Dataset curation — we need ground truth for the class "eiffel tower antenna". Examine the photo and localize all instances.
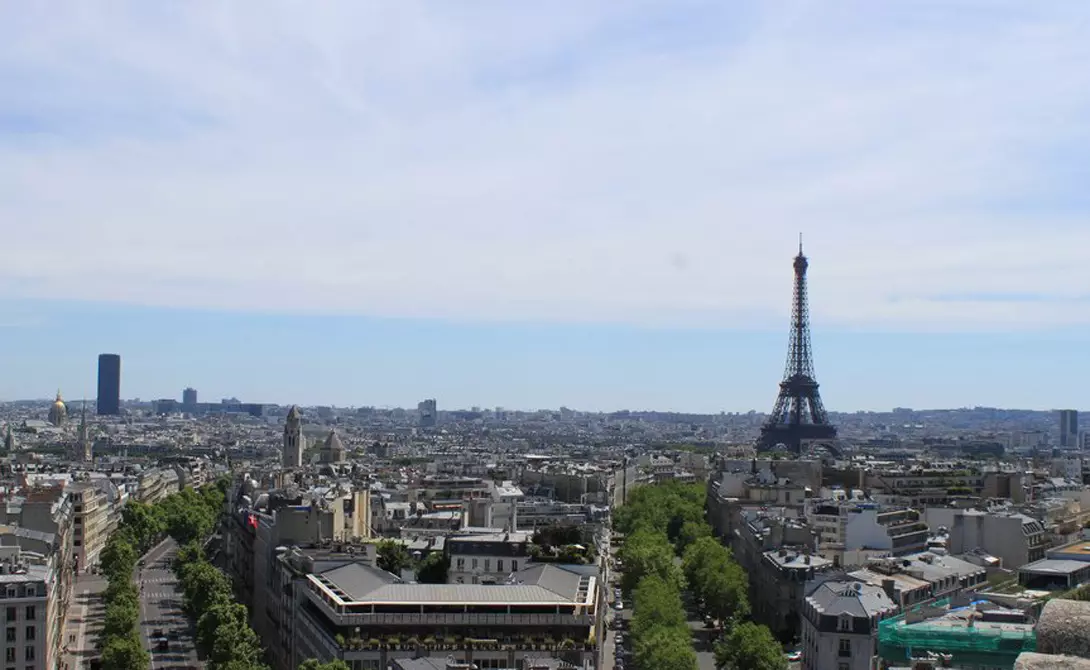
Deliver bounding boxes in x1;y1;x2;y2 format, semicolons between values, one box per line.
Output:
759;240;837;453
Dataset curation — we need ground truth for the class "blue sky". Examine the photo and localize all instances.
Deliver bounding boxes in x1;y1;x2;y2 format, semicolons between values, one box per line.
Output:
2;2;1090;411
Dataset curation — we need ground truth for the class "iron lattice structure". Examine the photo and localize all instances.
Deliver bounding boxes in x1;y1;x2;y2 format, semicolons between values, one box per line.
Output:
760;241;837;452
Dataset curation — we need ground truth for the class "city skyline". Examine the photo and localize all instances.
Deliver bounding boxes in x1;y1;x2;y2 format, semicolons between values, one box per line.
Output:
3;3;1090;411
2;298;1088;413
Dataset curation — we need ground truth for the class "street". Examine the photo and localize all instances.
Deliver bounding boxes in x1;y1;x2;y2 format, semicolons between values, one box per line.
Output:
138;538;201;670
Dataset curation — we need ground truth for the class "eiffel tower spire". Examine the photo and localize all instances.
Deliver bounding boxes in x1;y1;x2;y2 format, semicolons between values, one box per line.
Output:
760;239;837;452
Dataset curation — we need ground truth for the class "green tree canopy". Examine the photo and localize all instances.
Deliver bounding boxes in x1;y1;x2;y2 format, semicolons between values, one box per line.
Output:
618;527;682;593
102;601;139;639
376;539;412;575
614;480;708;554
100;535;137;581
121;501;165;553
299;661;350;670
100;630;149;670
197;601;249;657
630;575;687;642
180;560;232;616
635;626;699;670
415;551;450;584
714;622;787;670
683;536;750;625
209;619;266;670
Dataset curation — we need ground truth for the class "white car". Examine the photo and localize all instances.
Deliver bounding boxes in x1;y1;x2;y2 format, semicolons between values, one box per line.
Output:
614;601;624;610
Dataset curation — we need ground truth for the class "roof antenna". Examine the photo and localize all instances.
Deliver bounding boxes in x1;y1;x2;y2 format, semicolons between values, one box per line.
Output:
798;232;804;255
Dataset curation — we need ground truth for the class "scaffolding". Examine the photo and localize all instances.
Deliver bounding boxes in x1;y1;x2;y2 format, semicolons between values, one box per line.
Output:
878;599;1036;662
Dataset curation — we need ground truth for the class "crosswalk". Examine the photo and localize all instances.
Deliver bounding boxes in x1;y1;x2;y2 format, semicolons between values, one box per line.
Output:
141;591;182;600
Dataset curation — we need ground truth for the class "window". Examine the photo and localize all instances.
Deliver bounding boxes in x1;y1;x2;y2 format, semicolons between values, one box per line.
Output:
456;558;465;570
471;558;478;570
22;608;32;622
837;614;853;632
5;609;14;622
838;638;851;658
22;647;31;662
511;560;518;571
484;559;491;571
23;628;32;642
4;649;13;663
5;627;13;642
497;560;504;573
839;664;849;670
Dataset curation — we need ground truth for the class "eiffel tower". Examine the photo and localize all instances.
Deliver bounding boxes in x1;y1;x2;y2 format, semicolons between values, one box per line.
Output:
760;237;837;452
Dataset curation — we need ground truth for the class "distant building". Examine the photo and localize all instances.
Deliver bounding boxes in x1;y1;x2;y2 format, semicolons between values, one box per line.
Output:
1060;409;1079;448
183;387;198;406
418;399;437;427
47;390;66;427
96;353;121;415
283;406;304;468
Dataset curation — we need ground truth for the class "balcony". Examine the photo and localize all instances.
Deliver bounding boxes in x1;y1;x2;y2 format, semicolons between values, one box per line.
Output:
332;632;595;654
304;591;594;628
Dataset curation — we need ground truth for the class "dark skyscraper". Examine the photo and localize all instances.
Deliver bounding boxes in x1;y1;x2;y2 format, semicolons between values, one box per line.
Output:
97;354;121;415
1059;409;1079;448
183;387;198;406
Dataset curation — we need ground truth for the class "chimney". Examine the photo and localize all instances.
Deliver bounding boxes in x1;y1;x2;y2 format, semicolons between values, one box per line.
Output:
882;579;897;603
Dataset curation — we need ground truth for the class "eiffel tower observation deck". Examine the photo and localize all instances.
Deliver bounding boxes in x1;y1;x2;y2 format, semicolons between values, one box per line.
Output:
760;238;838;453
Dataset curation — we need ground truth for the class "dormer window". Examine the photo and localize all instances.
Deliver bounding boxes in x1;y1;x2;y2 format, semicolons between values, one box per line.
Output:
837;614;853;632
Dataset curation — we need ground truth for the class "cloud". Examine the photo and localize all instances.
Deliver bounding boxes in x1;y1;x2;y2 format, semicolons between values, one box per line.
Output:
2;1;1089;331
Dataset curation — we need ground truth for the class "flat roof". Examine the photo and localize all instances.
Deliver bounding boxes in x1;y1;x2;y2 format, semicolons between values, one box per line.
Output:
309;562;595;608
1018;558;1090;575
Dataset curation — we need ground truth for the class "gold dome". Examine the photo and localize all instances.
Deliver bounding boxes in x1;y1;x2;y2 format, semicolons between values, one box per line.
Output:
48;390;67;427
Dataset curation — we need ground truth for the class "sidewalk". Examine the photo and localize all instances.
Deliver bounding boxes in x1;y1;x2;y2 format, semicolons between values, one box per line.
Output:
62;571;108;670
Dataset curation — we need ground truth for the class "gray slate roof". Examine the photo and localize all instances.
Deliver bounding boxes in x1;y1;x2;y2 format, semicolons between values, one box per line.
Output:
314;561;590;605
806;580;897;618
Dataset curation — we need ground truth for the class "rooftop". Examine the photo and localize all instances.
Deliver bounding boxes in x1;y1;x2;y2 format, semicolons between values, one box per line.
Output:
309;562;594;607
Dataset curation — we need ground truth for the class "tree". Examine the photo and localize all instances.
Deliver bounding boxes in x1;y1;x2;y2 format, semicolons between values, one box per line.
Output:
636;626;699;670
174;539;206;576
618;527;682;593
683;536;749;624
415;551;449;584
105;579;139;610
702;560;750;624
100;536;137;581
121;501;165;553
299;661;350;670
100;630;149;670
376;539;411;575
714;622;787;670
675;519;712;555
631;575;687;641
197;601;249;656
181;561;232;616
209;619;265;670
102;602;139;639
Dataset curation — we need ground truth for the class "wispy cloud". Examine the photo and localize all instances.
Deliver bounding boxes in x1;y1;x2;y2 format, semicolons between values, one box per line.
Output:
1;1;1089;331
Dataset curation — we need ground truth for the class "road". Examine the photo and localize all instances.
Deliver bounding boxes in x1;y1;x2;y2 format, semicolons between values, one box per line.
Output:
137;538;201;670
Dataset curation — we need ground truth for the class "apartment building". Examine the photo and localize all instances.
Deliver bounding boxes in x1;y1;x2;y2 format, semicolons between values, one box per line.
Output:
135;467;179;505
0;545;62;670
800;579;897;670
67;482;110;571
447;531;533;585
295;562;598;670
923;507;1048;569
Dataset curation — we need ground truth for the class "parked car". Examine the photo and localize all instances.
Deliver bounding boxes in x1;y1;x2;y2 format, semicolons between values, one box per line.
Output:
785;650;803;662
